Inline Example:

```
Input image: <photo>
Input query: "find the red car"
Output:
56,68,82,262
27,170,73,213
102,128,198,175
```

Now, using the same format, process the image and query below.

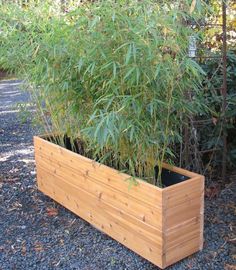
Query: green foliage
201,0,236,51
199,50,236,169
0,0,207,186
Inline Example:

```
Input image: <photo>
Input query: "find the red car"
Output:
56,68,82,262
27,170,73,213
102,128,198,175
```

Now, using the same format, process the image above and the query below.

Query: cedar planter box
34,135,204,269
0,69,9,79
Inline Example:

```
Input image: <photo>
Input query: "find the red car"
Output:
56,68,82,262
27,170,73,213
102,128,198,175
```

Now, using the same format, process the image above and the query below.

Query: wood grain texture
34,136,204,269
35,153,163,229
163,175,204,267
34,137,163,207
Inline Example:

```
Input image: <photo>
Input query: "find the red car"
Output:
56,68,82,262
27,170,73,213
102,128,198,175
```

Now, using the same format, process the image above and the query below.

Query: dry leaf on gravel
34,243,44,252
225,264,236,270
21,245,26,255
205,185,220,199
46,207,58,217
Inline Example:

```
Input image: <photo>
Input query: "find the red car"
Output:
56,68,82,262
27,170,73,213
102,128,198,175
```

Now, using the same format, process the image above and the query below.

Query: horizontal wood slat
165,197,202,229
165,217,201,249
34,137,163,207
35,152,163,229
163,177,204,208
165,236,201,267
37,166,163,267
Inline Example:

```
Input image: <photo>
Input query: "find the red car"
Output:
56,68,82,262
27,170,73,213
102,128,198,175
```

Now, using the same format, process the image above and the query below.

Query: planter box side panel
34,137,162,207
34,136,165,268
163,176,204,268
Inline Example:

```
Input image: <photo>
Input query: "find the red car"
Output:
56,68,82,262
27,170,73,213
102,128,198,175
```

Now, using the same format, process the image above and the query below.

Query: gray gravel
0,79,235,270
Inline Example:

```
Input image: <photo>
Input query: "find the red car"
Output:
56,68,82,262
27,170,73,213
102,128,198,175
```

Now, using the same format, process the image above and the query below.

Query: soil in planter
44,135,190,188
0,69,16,81
154,165,189,187
0,70,9,79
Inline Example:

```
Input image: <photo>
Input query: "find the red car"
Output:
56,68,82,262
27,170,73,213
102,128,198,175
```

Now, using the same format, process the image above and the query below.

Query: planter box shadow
34,135,204,269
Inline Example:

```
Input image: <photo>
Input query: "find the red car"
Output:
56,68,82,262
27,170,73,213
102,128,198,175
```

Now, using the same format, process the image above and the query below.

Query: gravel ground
0,79,235,270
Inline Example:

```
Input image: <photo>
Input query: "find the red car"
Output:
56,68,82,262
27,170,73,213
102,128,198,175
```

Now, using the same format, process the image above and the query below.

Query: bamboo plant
0,0,208,186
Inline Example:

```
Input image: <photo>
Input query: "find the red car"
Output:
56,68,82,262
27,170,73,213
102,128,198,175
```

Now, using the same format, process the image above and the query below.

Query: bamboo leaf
124,66,135,81
190,0,197,14
125,44,132,65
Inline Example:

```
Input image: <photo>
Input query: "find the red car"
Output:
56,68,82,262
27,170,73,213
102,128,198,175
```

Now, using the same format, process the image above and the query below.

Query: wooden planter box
34,135,204,269
0,69,9,79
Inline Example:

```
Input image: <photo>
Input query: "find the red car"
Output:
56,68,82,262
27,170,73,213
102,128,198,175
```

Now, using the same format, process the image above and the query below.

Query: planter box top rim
34,135,204,191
